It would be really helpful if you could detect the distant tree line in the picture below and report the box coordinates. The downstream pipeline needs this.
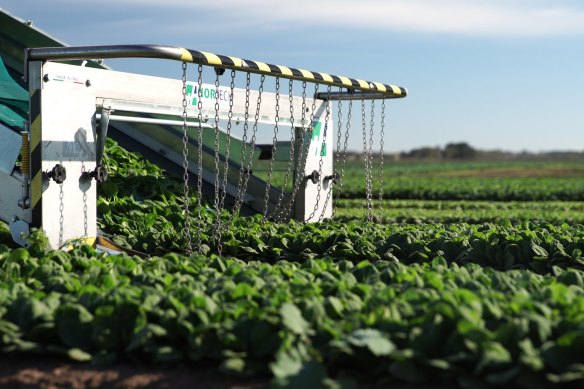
[338,142,584,161]
[401,142,477,160]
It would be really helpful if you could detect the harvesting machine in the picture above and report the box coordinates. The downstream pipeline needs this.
[0,8,407,253]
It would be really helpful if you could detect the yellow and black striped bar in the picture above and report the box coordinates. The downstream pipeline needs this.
[29,89,43,229]
[27,45,407,99]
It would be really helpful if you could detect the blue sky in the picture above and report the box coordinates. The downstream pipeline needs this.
[3,0,584,152]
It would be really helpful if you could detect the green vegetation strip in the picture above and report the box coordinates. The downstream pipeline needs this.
[1,140,584,387]
[335,199,584,225]
[1,242,584,387]
[338,161,584,201]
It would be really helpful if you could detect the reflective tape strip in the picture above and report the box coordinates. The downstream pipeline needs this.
[31,172,42,207]
[30,116,41,151]
[319,73,333,83]
[229,56,244,67]
[180,48,193,62]
[29,89,42,228]
[217,54,234,66]
[277,65,293,76]
[338,76,352,87]
[268,64,281,74]
[372,82,387,93]
[299,69,314,79]
[356,79,369,89]
[201,51,222,65]
[253,61,271,73]
[391,86,404,95]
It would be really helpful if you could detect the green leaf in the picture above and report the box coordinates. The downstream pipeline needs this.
[272,361,327,389]
[55,304,94,350]
[475,342,512,374]
[280,302,310,336]
[271,349,304,379]
[346,329,395,356]
[68,348,92,361]
[323,377,357,389]
[221,357,246,374]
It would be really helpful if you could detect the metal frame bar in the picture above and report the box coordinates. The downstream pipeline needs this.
[315,91,400,101]
[27,45,408,99]
[98,113,215,130]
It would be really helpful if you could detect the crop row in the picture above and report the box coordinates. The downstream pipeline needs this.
[94,140,584,273]
[337,175,584,201]
[1,241,583,387]
[334,199,584,225]
[0,140,583,387]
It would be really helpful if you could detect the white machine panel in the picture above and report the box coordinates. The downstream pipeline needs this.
[40,62,97,247]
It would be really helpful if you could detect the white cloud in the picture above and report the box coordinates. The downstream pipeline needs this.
[37,0,584,37]
[87,0,584,37]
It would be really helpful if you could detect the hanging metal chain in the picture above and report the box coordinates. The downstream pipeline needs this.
[306,84,330,222]
[58,183,64,248]
[276,81,310,222]
[316,86,334,222]
[319,88,346,221]
[272,79,297,222]
[82,163,88,237]
[262,77,281,222]
[211,70,223,252]
[361,96,373,222]
[181,61,193,255]
[237,74,264,217]
[367,98,375,221]
[215,70,236,255]
[195,64,204,252]
[378,99,386,214]
[332,90,352,217]
[232,73,253,216]
[218,71,235,214]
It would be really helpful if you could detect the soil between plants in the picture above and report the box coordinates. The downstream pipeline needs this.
[0,355,268,389]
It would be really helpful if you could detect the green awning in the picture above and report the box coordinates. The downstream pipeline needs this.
[0,53,27,117]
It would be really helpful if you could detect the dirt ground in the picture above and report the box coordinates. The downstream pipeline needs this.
[0,356,269,389]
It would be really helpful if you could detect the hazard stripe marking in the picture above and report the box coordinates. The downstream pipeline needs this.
[201,52,222,65]
[31,172,42,207]
[179,48,193,62]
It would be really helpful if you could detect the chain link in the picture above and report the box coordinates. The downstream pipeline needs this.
[361,96,372,222]
[379,99,386,215]
[316,86,333,222]
[83,184,88,237]
[81,163,88,238]
[330,95,343,218]
[333,94,353,217]
[218,70,235,213]
[212,70,223,252]
[305,84,329,222]
[262,77,281,222]
[181,62,193,254]
[272,80,297,222]
[367,99,375,221]
[59,183,64,248]
[237,74,264,216]
[195,64,204,252]
[300,83,319,222]
[232,73,253,216]
[216,70,236,254]
[277,81,310,222]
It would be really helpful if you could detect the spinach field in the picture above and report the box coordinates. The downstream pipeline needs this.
[1,141,583,388]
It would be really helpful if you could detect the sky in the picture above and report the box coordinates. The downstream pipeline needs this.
[3,0,584,153]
